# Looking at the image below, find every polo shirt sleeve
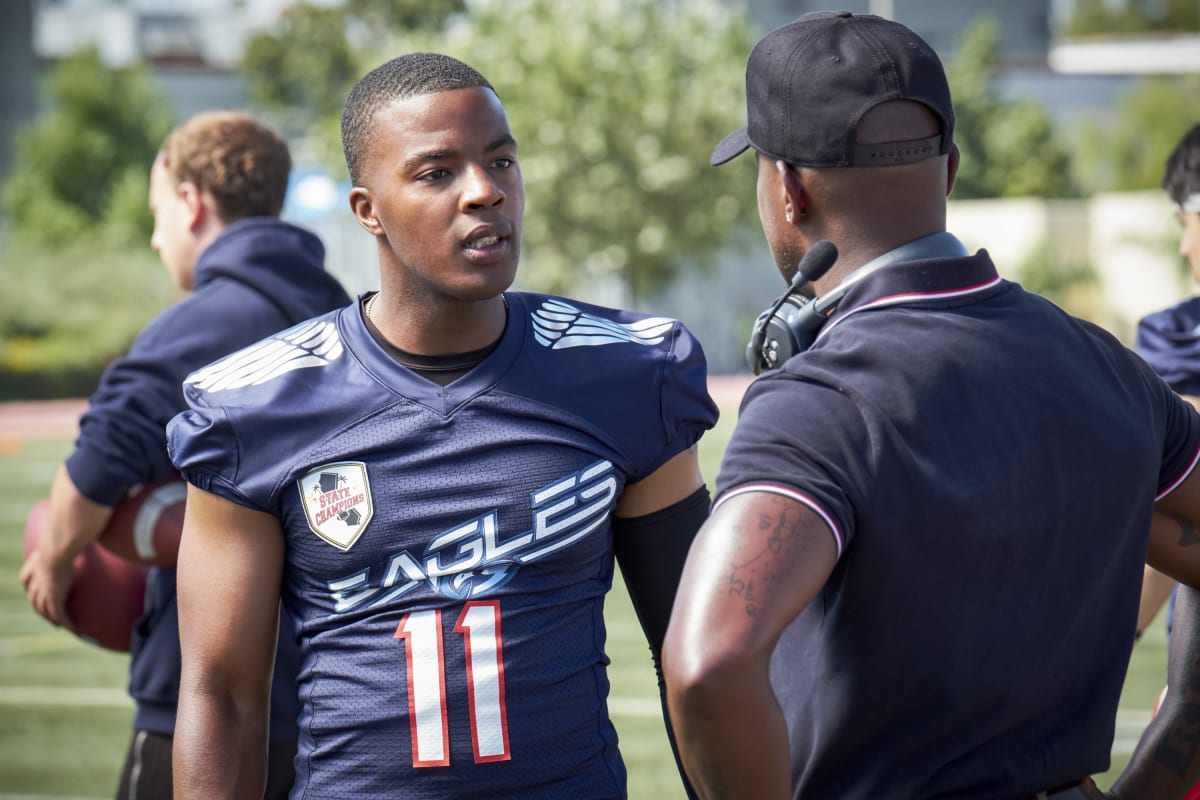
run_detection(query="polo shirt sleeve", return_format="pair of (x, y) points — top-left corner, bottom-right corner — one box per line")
(1143, 361), (1200, 500)
(713, 372), (870, 558)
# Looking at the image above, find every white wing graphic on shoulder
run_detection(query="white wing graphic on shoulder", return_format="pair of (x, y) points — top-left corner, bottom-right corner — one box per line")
(186, 320), (343, 392)
(531, 299), (675, 349)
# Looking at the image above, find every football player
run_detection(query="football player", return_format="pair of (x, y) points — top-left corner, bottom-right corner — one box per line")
(168, 54), (716, 798)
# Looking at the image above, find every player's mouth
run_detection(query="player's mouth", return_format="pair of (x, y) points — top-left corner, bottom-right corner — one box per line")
(462, 227), (512, 263)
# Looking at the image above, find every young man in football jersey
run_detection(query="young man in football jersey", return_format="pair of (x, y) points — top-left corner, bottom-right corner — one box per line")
(1106, 124), (1200, 800)
(168, 53), (716, 798)
(1132, 124), (1200, 648)
(20, 111), (350, 799)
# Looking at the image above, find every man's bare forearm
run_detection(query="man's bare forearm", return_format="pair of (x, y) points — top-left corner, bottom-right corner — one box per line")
(173, 683), (270, 800)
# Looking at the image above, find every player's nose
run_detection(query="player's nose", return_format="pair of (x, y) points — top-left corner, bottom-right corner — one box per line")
(461, 164), (504, 211)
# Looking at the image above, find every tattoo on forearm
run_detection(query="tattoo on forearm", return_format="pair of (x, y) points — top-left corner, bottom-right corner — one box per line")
(1173, 513), (1200, 548)
(722, 496), (809, 619)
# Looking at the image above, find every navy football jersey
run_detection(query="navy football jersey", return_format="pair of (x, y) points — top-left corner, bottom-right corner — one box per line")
(168, 291), (717, 799)
(1137, 295), (1200, 396)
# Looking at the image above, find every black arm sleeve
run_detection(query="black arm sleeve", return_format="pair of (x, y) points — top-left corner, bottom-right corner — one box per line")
(613, 484), (710, 800)
(1110, 584), (1200, 800)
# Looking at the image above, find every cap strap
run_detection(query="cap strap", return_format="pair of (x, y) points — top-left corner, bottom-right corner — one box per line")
(852, 133), (944, 166)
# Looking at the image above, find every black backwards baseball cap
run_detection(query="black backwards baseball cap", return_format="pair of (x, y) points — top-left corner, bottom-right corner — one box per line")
(711, 11), (955, 168)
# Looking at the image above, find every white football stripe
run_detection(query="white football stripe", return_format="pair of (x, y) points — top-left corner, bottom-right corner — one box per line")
(133, 482), (187, 560)
(551, 333), (656, 348)
(531, 301), (675, 350)
(188, 338), (288, 389)
(187, 321), (342, 392)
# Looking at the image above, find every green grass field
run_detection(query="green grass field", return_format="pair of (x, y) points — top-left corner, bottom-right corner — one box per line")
(0, 404), (1170, 798)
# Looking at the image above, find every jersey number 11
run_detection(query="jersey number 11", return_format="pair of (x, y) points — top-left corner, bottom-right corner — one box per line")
(395, 600), (512, 767)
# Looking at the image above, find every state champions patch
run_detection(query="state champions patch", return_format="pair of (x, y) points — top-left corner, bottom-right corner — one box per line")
(298, 461), (373, 550)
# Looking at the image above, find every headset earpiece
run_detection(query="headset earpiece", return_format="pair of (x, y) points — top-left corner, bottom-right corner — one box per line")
(744, 233), (971, 375)
(746, 241), (838, 374)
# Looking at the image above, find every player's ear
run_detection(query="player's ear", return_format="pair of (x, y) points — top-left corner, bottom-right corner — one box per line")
(349, 187), (384, 236)
(776, 161), (808, 225)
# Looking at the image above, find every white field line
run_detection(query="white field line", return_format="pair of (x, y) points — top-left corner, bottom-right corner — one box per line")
(1113, 709), (1153, 754)
(611, 700), (1153, 750)
(603, 700), (1154, 757)
(0, 636), (90, 657)
(607, 696), (662, 717)
(0, 687), (1155, 755)
(0, 687), (130, 707)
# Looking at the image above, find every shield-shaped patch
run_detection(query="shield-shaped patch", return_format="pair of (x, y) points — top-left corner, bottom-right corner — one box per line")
(297, 461), (374, 550)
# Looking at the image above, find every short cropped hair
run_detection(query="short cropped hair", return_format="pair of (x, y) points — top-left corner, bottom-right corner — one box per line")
(341, 53), (495, 185)
(158, 111), (291, 221)
(1164, 124), (1200, 209)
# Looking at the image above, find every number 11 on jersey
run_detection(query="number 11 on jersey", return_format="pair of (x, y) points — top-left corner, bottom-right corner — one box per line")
(395, 600), (511, 767)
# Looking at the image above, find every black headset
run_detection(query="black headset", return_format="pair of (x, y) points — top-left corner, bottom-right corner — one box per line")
(746, 241), (839, 375)
(746, 233), (971, 374)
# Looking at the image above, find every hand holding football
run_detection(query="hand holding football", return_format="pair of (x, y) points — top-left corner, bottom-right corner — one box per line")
(23, 499), (148, 652)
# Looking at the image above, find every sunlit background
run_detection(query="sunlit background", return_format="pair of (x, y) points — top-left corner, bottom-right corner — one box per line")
(0, 3), (1198, 796)
(2, 0), (1199, 388)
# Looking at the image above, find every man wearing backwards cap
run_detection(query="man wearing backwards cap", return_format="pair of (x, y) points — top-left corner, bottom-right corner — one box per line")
(664, 11), (1200, 800)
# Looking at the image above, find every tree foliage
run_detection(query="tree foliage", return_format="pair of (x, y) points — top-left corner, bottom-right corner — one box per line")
(241, 4), (361, 131)
(945, 19), (1076, 199)
(1, 47), (175, 245)
(240, 0), (464, 135)
(1065, 0), (1199, 36)
(1075, 75), (1200, 193)
(0, 238), (172, 399)
(343, 0), (466, 33)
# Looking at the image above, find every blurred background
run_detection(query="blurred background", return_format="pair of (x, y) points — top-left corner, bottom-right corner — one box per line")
(1, 0), (1199, 392)
(1, 3), (1198, 797)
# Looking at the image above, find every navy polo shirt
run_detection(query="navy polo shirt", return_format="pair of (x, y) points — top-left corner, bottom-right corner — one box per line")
(716, 250), (1200, 799)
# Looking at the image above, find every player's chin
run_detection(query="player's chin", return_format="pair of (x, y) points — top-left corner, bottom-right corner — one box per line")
(455, 259), (519, 300)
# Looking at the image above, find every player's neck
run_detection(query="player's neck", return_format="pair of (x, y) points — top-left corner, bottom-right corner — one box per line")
(364, 291), (508, 356)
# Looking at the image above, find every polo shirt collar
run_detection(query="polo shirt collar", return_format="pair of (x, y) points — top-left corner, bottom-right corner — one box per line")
(820, 249), (1004, 342)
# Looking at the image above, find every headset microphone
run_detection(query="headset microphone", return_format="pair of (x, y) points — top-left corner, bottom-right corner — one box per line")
(746, 241), (839, 375)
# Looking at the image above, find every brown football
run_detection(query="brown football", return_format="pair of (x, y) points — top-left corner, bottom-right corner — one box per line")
(24, 499), (148, 652)
(98, 477), (186, 567)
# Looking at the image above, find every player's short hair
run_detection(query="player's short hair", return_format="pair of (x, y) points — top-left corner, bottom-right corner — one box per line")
(158, 111), (291, 222)
(341, 53), (495, 186)
(1164, 124), (1200, 211)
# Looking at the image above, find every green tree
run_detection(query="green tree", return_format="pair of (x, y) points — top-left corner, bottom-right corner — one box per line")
(361, 0), (757, 300)
(1065, 0), (1199, 36)
(1, 47), (175, 245)
(241, 4), (360, 133)
(240, 0), (464, 137)
(343, 0), (466, 33)
(1075, 75), (1200, 193)
(946, 19), (1076, 199)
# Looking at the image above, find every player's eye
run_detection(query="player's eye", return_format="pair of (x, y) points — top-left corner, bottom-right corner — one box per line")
(418, 168), (451, 183)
